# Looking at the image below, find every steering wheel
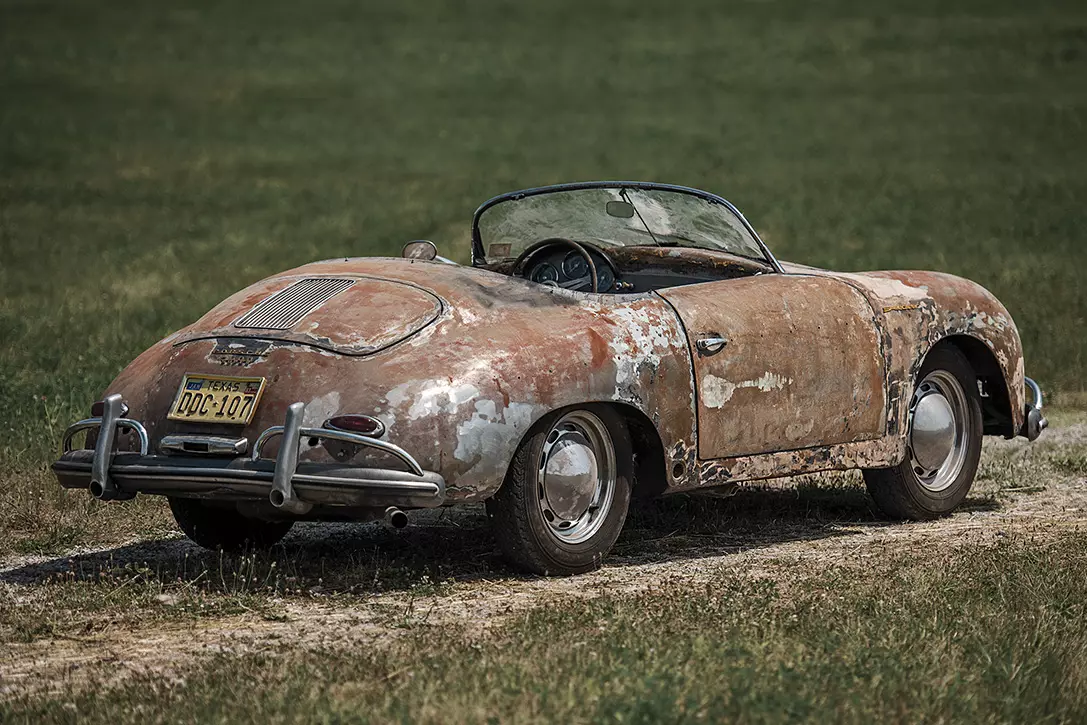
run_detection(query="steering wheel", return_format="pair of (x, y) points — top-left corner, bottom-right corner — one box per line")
(512, 237), (600, 293)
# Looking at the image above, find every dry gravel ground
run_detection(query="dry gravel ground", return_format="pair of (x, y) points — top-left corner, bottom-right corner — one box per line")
(1, 420), (1084, 698)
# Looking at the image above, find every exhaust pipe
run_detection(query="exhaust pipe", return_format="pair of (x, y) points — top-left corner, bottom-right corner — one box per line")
(384, 506), (408, 529)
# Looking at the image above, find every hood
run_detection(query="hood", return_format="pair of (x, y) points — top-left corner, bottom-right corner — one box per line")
(175, 268), (444, 356)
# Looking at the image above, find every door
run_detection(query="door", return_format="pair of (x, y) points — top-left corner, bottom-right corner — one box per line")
(658, 274), (887, 460)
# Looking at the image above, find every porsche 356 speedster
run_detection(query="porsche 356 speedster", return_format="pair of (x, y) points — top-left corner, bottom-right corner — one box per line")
(53, 182), (1047, 575)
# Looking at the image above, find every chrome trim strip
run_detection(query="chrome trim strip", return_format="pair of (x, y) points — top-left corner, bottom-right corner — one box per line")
(52, 455), (445, 507)
(160, 434), (249, 456)
(56, 398), (433, 508)
(61, 416), (150, 456)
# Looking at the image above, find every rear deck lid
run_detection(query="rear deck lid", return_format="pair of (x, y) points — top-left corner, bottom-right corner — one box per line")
(174, 275), (443, 356)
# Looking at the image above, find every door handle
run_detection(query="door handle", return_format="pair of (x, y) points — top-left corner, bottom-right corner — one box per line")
(696, 336), (728, 355)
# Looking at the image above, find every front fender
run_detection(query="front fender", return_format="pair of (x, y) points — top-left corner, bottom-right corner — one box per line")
(837, 271), (1026, 437)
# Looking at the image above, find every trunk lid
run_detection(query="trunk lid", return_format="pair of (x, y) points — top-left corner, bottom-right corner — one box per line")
(174, 273), (443, 356)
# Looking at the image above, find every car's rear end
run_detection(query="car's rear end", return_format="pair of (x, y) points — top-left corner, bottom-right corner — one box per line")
(52, 262), (455, 525)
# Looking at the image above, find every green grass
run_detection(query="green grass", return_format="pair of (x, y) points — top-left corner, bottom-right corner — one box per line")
(4, 532), (1087, 723)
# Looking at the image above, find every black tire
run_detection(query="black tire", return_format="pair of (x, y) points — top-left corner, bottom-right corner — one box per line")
(864, 346), (983, 520)
(169, 498), (294, 552)
(487, 406), (633, 576)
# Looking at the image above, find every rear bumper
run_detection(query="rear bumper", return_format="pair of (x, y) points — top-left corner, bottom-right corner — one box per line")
(52, 395), (445, 513)
(53, 450), (444, 509)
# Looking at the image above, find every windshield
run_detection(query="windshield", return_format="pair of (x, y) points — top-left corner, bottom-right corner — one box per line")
(474, 185), (765, 264)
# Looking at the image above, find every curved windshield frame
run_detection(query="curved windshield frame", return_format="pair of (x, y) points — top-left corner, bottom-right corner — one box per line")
(471, 181), (780, 271)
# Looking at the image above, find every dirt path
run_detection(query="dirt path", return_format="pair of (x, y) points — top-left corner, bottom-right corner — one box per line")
(2, 426), (1084, 696)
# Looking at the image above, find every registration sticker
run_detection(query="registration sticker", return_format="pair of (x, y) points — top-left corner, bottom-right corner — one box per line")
(167, 374), (266, 425)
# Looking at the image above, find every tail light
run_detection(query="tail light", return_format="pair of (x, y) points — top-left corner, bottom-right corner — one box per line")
(323, 415), (385, 438)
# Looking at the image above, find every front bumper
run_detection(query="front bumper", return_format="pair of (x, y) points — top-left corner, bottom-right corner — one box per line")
(52, 395), (445, 514)
(1021, 376), (1048, 441)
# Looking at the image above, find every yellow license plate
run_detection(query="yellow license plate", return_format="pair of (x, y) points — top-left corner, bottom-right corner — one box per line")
(167, 374), (266, 425)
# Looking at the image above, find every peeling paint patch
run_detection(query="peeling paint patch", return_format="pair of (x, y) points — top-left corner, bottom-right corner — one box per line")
(454, 400), (537, 465)
(385, 380), (480, 421)
(702, 372), (791, 408)
(302, 391), (341, 427)
(785, 419), (815, 441)
(841, 274), (929, 303)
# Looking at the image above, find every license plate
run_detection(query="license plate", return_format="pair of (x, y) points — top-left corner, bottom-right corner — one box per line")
(167, 374), (266, 425)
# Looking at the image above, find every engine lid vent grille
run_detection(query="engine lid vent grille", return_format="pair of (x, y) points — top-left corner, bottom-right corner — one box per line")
(234, 277), (355, 330)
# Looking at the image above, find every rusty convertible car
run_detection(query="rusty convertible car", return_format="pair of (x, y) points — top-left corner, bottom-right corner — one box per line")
(53, 181), (1047, 575)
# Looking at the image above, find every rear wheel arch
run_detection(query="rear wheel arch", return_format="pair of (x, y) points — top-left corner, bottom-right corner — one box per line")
(927, 335), (1014, 437)
(609, 403), (669, 500)
(496, 401), (667, 500)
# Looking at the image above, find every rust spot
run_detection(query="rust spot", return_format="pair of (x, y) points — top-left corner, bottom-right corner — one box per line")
(588, 328), (609, 370)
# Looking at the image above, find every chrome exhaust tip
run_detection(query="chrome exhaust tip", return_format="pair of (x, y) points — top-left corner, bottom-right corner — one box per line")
(384, 506), (408, 529)
(268, 487), (312, 515)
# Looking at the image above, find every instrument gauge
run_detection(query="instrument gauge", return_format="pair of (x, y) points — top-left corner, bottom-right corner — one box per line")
(531, 263), (560, 285)
(562, 252), (589, 279)
(596, 265), (615, 292)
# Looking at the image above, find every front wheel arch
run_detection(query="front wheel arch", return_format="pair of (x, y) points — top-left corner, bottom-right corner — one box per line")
(919, 335), (1015, 438)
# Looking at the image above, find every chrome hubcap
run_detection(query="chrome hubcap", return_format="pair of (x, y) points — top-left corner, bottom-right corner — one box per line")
(908, 370), (969, 493)
(537, 411), (615, 544)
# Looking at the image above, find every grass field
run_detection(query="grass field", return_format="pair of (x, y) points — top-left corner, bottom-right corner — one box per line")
(1, 0), (1086, 720)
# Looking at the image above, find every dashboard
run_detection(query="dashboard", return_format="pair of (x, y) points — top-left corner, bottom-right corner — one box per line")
(525, 247), (618, 293)
(501, 240), (772, 295)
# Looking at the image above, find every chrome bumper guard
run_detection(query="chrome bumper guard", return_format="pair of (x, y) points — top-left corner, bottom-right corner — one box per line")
(1022, 376), (1048, 442)
(52, 394), (445, 513)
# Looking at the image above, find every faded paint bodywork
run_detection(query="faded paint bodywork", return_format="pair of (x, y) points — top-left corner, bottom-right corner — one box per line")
(103, 258), (698, 502)
(823, 267), (1026, 439)
(98, 250), (1028, 506)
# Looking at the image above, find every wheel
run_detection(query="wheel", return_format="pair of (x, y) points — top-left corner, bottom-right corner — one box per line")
(169, 497), (294, 552)
(486, 406), (632, 575)
(863, 346), (983, 520)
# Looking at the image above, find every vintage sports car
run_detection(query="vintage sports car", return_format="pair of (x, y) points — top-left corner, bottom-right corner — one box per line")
(53, 182), (1048, 575)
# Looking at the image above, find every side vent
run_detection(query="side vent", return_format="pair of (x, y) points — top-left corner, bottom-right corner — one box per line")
(234, 278), (355, 330)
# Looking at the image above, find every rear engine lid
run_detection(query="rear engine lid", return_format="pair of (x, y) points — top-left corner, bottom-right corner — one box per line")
(174, 275), (443, 356)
